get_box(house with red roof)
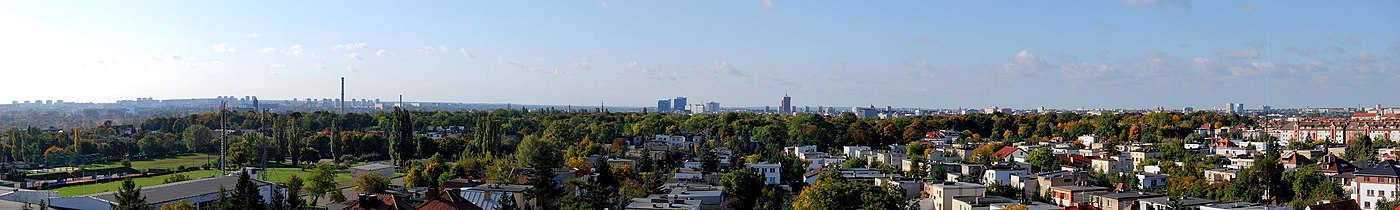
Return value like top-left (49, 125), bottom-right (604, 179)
top-left (994, 146), bottom-right (1029, 163)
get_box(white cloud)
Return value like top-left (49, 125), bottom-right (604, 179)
top-left (438, 45), bottom-right (447, 52)
top-left (706, 60), bottom-right (744, 77)
top-left (570, 57), bottom-right (590, 69)
top-left (761, 0), bottom-right (774, 9)
top-left (270, 64), bottom-right (287, 69)
top-left (333, 43), bottom-right (369, 51)
top-left (260, 45), bottom-right (306, 57)
top-left (210, 61), bottom-right (226, 65)
top-left (1000, 50), bottom-right (1048, 76)
top-left (313, 64), bottom-right (327, 70)
top-left (375, 50), bottom-right (393, 57)
top-left (345, 53), bottom-right (362, 60)
top-left (243, 33), bottom-right (261, 38)
top-left (150, 53), bottom-right (191, 61)
top-left (626, 61), bottom-right (676, 80)
top-left (1219, 49), bottom-right (1259, 59)
top-left (346, 64), bottom-right (358, 72)
top-left (212, 43), bottom-right (236, 53)
top-left (458, 48), bottom-right (475, 59)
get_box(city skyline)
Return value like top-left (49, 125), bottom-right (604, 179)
top-left (1, 1), bottom-right (1398, 109)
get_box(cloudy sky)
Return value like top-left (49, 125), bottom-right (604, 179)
top-left (1, 1), bottom-right (1397, 109)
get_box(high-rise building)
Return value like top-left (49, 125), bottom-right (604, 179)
top-left (672, 97), bottom-right (687, 112)
top-left (1227, 103), bottom-right (1236, 114)
top-left (1237, 103), bottom-right (1246, 113)
top-left (780, 95), bottom-right (792, 114)
top-left (707, 102), bottom-right (721, 112)
top-left (657, 99), bottom-right (672, 112)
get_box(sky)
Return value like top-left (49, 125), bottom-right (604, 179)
top-left (0, 1), bottom-right (1397, 109)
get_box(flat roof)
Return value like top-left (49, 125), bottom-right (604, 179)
top-left (91, 175), bottom-right (272, 204)
top-left (1050, 186), bottom-right (1110, 192)
top-left (1092, 191), bottom-right (1163, 199)
top-left (953, 196), bottom-right (1016, 206)
top-left (1143, 197), bottom-right (1219, 206)
top-left (928, 182), bottom-right (985, 189)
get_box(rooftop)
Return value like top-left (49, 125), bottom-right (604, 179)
top-left (91, 175), bottom-right (271, 204)
top-left (1091, 191), bottom-right (1163, 200)
top-left (1142, 197), bottom-right (1219, 206)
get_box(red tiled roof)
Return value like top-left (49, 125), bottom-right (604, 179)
top-left (418, 190), bottom-right (484, 210)
top-left (994, 146), bottom-right (1019, 158)
top-left (343, 194), bottom-right (416, 210)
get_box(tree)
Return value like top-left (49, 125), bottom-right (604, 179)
top-left (268, 186), bottom-right (287, 210)
top-left (720, 168), bottom-right (764, 209)
top-left (114, 179), bottom-right (153, 210)
top-left (523, 135), bottom-right (564, 209)
top-left (755, 185), bottom-right (791, 210)
top-left (182, 125), bottom-right (212, 152)
top-left (158, 200), bottom-right (194, 210)
top-left (355, 173), bottom-right (390, 194)
top-left (792, 171), bottom-right (908, 210)
top-left (284, 175), bottom-right (305, 209)
top-left (1026, 147), bottom-right (1061, 173)
top-left (212, 187), bottom-right (231, 210)
top-left (1380, 199), bottom-right (1400, 210)
top-left (231, 170), bottom-right (265, 209)
top-left (163, 173), bottom-right (192, 184)
top-left (700, 144), bottom-right (720, 173)
top-left (929, 163), bottom-right (947, 182)
top-left (388, 107), bottom-right (414, 166)
top-left (498, 192), bottom-right (520, 210)
top-left (1344, 135), bottom-right (1377, 163)
top-left (969, 143), bottom-right (1005, 165)
top-left (307, 163), bottom-right (338, 205)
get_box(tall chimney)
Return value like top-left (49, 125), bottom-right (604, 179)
top-left (340, 77), bottom-right (345, 113)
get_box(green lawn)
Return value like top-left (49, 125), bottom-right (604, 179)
top-left (53, 170), bottom-right (221, 197)
top-left (122, 153), bottom-right (221, 170)
top-left (258, 167), bottom-right (352, 184)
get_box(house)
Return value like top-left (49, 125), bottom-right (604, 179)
top-left (748, 162), bottom-right (782, 185)
top-left (982, 165), bottom-right (1030, 186)
top-left (1204, 168), bottom-right (1239, 183)
top-left (784, 145), bottom-right (818, 156)
top-left (1128, 151), bottom-right (1162, 168)
top-left (993, 146), bottom-right (1028, 163)
top-left (990, 202), bottom-right (1061, 210)
top-left (1091, 156), bottom-right (1133, 174)
top-left (1087, 191), bottom-right (1163, 210)
top-left (674, 168), bottom-right (704, 182)
top-left (1352, 164), bottom-right (1400, 210)
top-left (1048, 186), bottom-right (1110, 206)
top-left (1024, 171), bottom-right (1091, 196)
top-left (659, 183), bottom-right (724, 205)
top-left (876, 177), bottom-right (924, 198)
top-left (1280, 151), bottom-right (1315, 170)
top-left (458, 184), bottom-right (532, 210)
top-left (951, 196), bottom-right (1016, 210)
top-left (343, 193), bottom-right (416, 210)
top-left (1319, 154), bottom-right (1359, 176)
top-left (1135, 173), bottom-right (1168, 190)
top-left (626, 194), bottom-right (702, 210)
top-left (1057, 154), bottom-right (1094, 169)
top-left (844, 146), bottom-right (874, 158)
top-left (1199, 202), bottom-right (1290, 210)
top-left (48, 175), bottom-right (277, 210)
top-left (351, 163), bottom-right (396, 180)
top-left (926, 182), bottom-right (987, 210)
top-left (1139, 197), bottom-right (1218, 210)
top-left (1306, 199), bottom-right (1361, 210)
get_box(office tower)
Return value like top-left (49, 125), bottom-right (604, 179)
top-left (780, 95), bottom-right (792, 114)
top-left (673, 97), bottom-right (687, 112)
top-left (658, 99), bottom-right (672, 112)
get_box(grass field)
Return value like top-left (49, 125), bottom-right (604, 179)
top-left (114, 153), bottom-right (221, 170)
top-left (258, 167), bottom-right (353, 184)
top-left (53, 170), bottom-right (221, 197)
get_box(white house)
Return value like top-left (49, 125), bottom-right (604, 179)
top-left (749, 162), bottom-right (782, 185)
top-left (844, 146), bottom-right (874, 159)
top-left (982, 167), bottom-right (1030, 186)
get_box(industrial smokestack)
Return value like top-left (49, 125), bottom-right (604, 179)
top-left (340, 77), bottom-right (345, 113)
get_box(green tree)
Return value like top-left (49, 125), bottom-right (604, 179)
top-left (929, 163), bottom-right (947, 182)
top-left (498, 192), bottom-right (520, 210)
top-left (523, 135), bottom-right (564, 209)
top-left (1026, 147), bottom-right (1060, 173)
top-left (354, 173), bottom-right (390, 194)
top-left (158, 200), bottom-right (194, 210)
top-left (182, 125), bottom-right (212, 152)
top-left (720, 168), bottom-right (764, 209)
top-left (231, 170), bottom-right (265, 209)
top-left (114, 179), bottom-right (153, 210)
top-left (163, 173), bottom-right (192, 184)
top-left (284, 175), bottom-right (305, 209)
top-left (306, 163), bottom-right (338, 205)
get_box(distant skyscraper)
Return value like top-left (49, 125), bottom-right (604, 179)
top-left (707, 102), bottom-right (720, 112)
top-left (780, 95), bottom-right (792, 114)
top-left (657, 99), bottom-right (672, 112)
top-left (1226, 103), bottom-right (1236, 114)
top-left (672, 97), bottom-right (687, 112)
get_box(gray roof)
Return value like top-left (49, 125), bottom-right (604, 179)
top-left (350, 163), bottom-right (394, 171)
top-left (1092, 191), bottom-right (1163, 200)
top-left (952, 196), bottom-right (1016, 206)
top-left (1202, 202), bottom-right (1267, 209)
top-left (1143, 197), bottom-right (1219, 206)
top-left (1051, 186), bottom-right (1110, 192)
top-left (90, 175), bottom-right (272, 205)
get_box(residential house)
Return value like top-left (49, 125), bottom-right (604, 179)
top-left (926, 182), bottom-right (987, 210)
top-left (1139, 197), bottom-right (1218, 210)
top-left (951, 196), bottom-right (1016, 210)
top-left (459, 184), bottom-right (533, 210)
top-left (1279, 152), bottom-right (1314, 171)
top-left (1204, 168), bottom-right (1239, 183)
top-left (1128, 151), bottom-right (1162, 169)
top-left (982, 165), bottom-right (1030, 186)
top-left (845, 146), bottom-right (874, 158)
top-left (1352, 164), bottom-right (1400, 210)
top-left (1199, 202), bottom-right (1290, 210)
top-left (749, 162), bottom-right (782, 185)
top-left (626, 194), bottom-right (703, 210)
top-left (1048, 186), bottom-right (1110, 206)
top-left (1087, 191), bottom-right (1163, 210)
top-left (1091, 155), bottom-right (1133, 174)
top-left (994, 146), bottom-right (1029, 163)
top-left (417, 189), bottom-right (485, 210)
top-left (1135, 173), bottom-right (1168, 190)
top-left (1305, 199), bottom-right (1361, 210)
top-left (343, 194), bottom-right (416, 210)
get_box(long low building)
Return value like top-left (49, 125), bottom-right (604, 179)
top-left (48, 174), bottom-right (277, 210)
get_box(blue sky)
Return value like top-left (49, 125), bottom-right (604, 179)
top-left (1, 0), bottom-right (1397, 109)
